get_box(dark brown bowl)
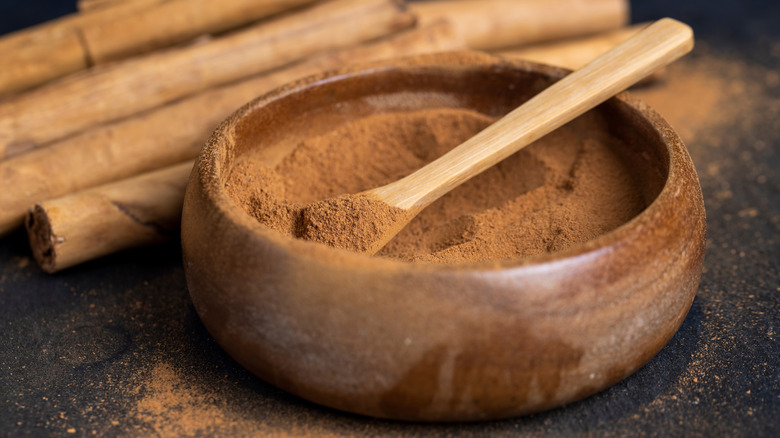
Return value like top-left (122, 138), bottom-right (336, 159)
top-left (181, 51), bottom-right (706, 422)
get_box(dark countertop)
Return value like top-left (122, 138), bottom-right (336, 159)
top-left (1, 1), bottom-right (778, 436)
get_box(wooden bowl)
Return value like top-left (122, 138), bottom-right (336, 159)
top-left (182, 51), bottom-right (706, 422)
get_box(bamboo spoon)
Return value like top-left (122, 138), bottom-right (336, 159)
top-left (298, 18), bottom-right (694, 254)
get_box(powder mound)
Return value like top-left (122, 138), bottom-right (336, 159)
top-left (298, 194), bottom-right (408, 253)
top-left (227, 107), bottom-right (647, 263)
top-left (225, 161), bottom-right (298, 235)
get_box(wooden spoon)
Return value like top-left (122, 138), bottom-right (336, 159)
top-left (298, 18), bottom-right (694, 254)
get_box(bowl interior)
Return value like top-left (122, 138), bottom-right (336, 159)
top-left (221, 54), bottom-right (671, 265)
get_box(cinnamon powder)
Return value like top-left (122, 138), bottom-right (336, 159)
top-left (226, 107), bottom-right (646, 263)
top-left (299, 194), bottom-right (411, 253)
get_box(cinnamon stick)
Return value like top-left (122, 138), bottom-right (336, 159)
top-left (83, 0), bottom-right (324, 63)
top-left (1, 0), bottom-right (322, 95)
top-left (26, 162), bottom-right (193, 273)
top-left (499, 24), bottom-right (654, 71)
top-left (77, 0), bottom-right (164, 13)
top-left (0, 0), bottom-right (414, 158)
top-left (410, 0), bottom-right (629, 50)
top-left (0, 33), bottom-right (87, 99)
top-left (0, 0), bottom-right (167, 96)
top-left (0, 22), bottom-right (459, 236)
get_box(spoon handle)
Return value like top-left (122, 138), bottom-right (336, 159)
top-left (370, 18), bottom-right (694, 211)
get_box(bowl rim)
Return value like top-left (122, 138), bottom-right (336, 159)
top-left (194, 50), bottom-right (696, 276)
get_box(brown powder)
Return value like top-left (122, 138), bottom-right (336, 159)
top-left (132, 363), bottom-right (235, 436)
top-left (299, 194), bottom-right (411, 254)
top-left (127, 361), bottom-right (272, 437)
top-left (226, 106), bottom-right (645, 263)
top-left (630, 49), bottom-right (758, 148)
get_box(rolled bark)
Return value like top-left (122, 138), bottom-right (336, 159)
top-left (77, 0), bottom-right (165, 13)
top-left (83, 0), bottom-right (323, 63)
top-left (0, 22), bottom-right (459, 236)
top-left (0, 0), bottom-right (415, 158)
top-left (26, 162), bottom-right (193, 273)
top-left (0, 89), bottom-right (229, 235)
top-left (0, 0), bottom-right (166, 96)
top-left (1, 0), bottom-right (322, 95)
top-left (499, 24), bottom-right (651, 70)
top-left (410, 0), bottom-right (629, 50)
top-left (0, 33), bottom-right (87, 100)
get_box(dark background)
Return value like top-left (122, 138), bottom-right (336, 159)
top-left (1, 1), bottom-right (778, 436)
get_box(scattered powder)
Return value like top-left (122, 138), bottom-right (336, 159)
top-left (130, 362), bottom-right (256, 436)
top-left (632, 66), bottom-right (727, 143)
top-left (227, 107), bottom-right (646, 263)
top-left (631, 50), bottom-right (757, 147)
top-left (630, 49), bottom-right (766, 217)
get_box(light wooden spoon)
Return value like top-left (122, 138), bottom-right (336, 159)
top-left (298, 18), bottom-right (694, 254)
